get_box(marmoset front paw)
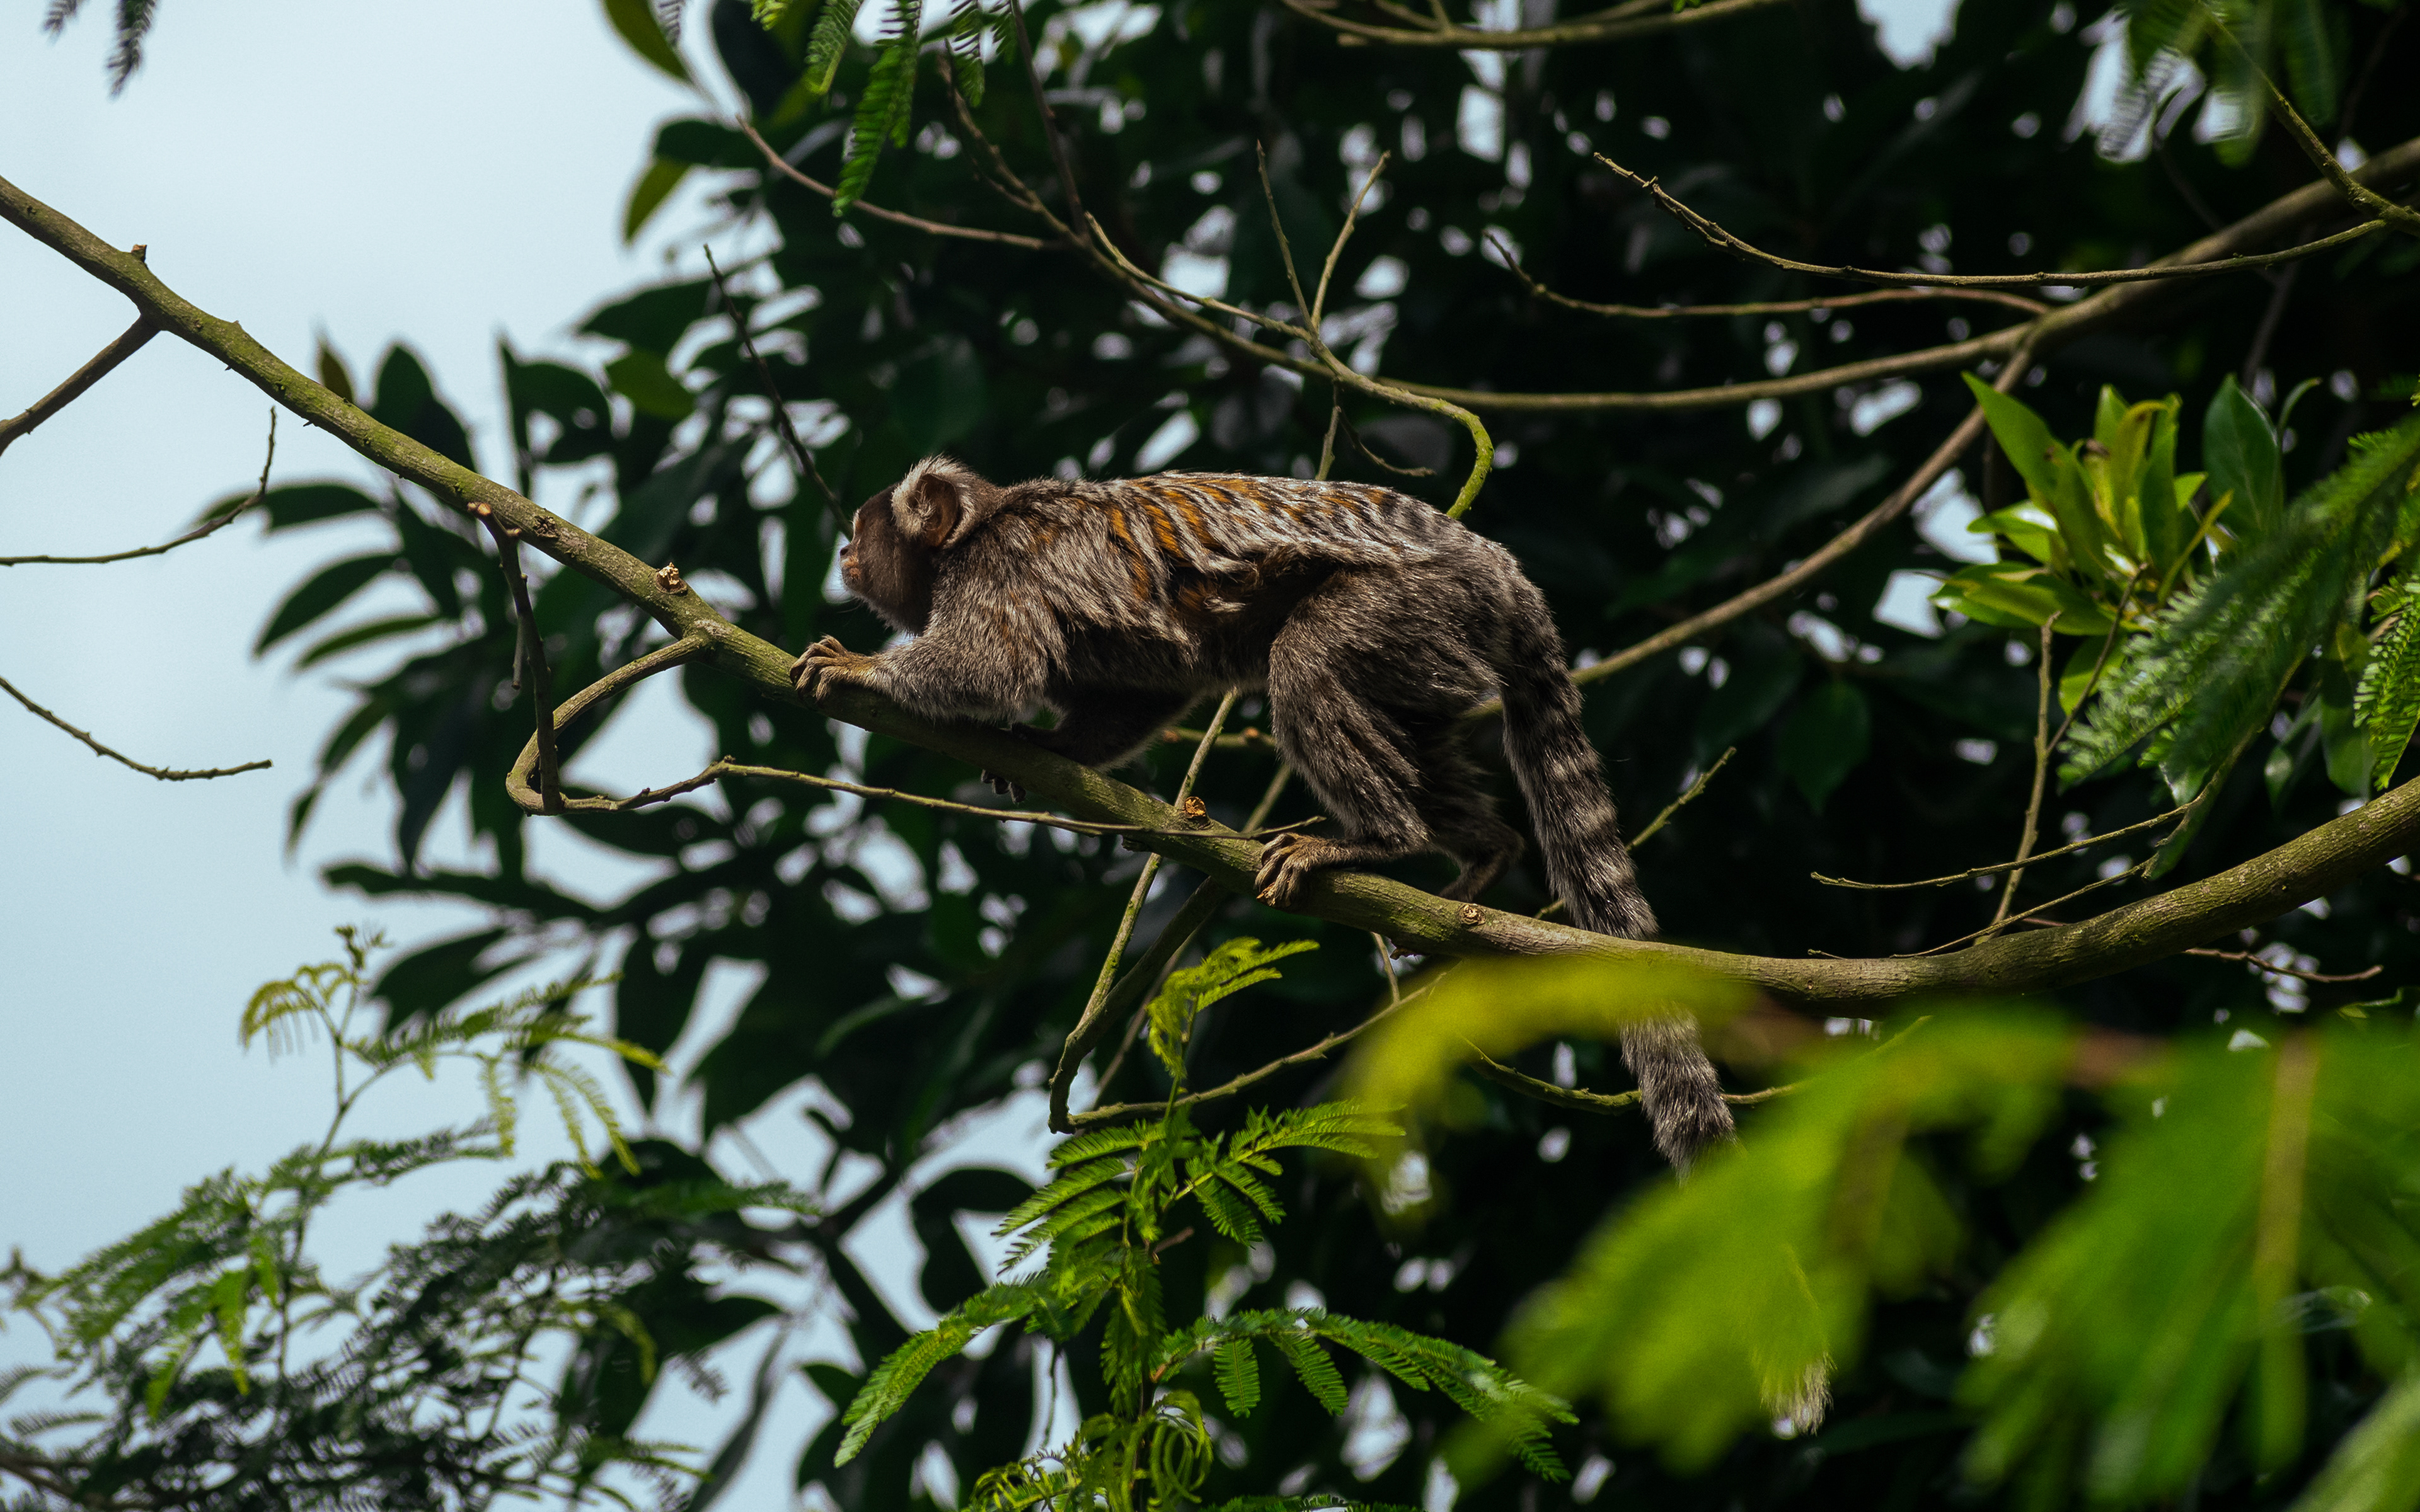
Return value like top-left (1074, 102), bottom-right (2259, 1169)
top-left (791, 635), bottom-right (878, 701)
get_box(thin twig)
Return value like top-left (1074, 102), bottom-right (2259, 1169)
top-left (702, 245), bottom-right (846, 532)
top-left (1071, 978), bottom-right (1439, 1128)
top-left (0, 316), bottom-right (158, 457)
top-left (1462, 1040), bottom-right (1788, 1114)
top-left (1814, 799), bottom-right (2201, 890)
top-left (1901, 856), bottom-right (2158, 958)
top-left (1317, 399), bottom-right (1342, 481)
top-left (2184, 947), bottom-right (2382, 984)
top-left (3, 408), bottom-right (275, 566)
top-left (1, 672), bottom-right (270, 781)
top-left (1006, 0), bottom-right (1086, 227)
top-left (2241, 262), bottom-right (2300, 388)
top-left (2247, 53), bottom-right (2420, 237)
top-left (471, 502), bottom-right (561, 813)
top-left (1988, 620), bottom-right (2059, 934)
top-left (1253, 145), bottom-right (1494, 517)
top-left (1337, 409), bottom-right (1438, 477)
top-left (1489, 233), bottom-right (2051, 319)
top-left (1052, 692), bottom-right (1238, 1129)
top-left (1312, 153), bottom-right (1391, 330)
top-left (1273, 0), bottom-right (1790, 49)
top-left (735, 116), bottom-right (1051, 249)
top-left (619, 753), bottom-right (1317, 839)
top-left (1601, 152), bottom-right (2402, 289)
top-left (1633, 747), bottom-right (1734, 847)
top-left (1459, 341), bottom-right (2036, 722)
top-left (506, 635), bottom-right (714, 814)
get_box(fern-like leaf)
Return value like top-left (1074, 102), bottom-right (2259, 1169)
top-left (802, 0), bottom-right (864, 93)
top-left (1214, 1337), bottom-right (1262, 1416)
top-left (945, 0), bottom-right (988, 106)
top-left (833, 3), bottom-right (921, 214)
top-left (838, 1281), bottom-right (1044, 1463)
top-left (2356, 561), bottom-right (2420, 789)
top-left (2065, 413), bottom-right (2420, 797)
top-left (1230, 1101), bottom-right (1402, 1163)
top-left (1272, 1327), bottom-right (1349, 1414)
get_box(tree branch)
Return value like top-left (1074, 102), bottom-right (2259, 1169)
top-left (13, 173), bottom-right (2420, 1009)
top-left (1601, 151), bottom-right (2406, 289)
top-left (1, 670), bottom-right (270, 781)
top-left (1489, 232), bottom-right (2052, 319)
top-left (734, 115), bottom-right (1051, 249)
top-left (0, 312), bottom-right (156, 458)
top-left (2, 406), bottom-right (274, 566)
top-left (1274, 0), bottom-right (1792, 50)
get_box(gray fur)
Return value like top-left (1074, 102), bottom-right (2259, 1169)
top-left (795, 457), bottom-right (1736, 1169)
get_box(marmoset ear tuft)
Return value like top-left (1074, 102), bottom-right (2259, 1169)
top-left (894, 455), bottom-right (1005, 549)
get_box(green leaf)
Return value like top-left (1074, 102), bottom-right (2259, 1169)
top-left (803, 0), bottom-right (865, 93)
top-left (622, 158), bottom-right (692, 244)
top-left (1214, 1337), bottom-right (1262, 1417)
top-left (293, 614), bottom-right (442, 671)
top-left (1144, 937), bottom-right (1317, 1080)
top-left (2065, 414), bottom-right (2420, 797)
top-left (2288, 1370), bottom-right (2420, 1512)
top-left (1272, 1327), bottom-right (1349, 1414)
top-left (2205, 375), bottom-right (2286, 546)
top-left (2355, 563), bottom-right (2420, 789)
top-left (1932, 562), bottom-right (2114, 636)
top-left (1963, 374), bottom-right (2117, 588)
top-left (599, 0), bottom-right (693, 81)
top-left (606, 350), bottom-right (697, 421)
top-left (254, 554), bottom-right (393, 655)
top-left (834, 11), bottom-right (922, 214)
top-left (1776, 681), bottom-right (1871, 811)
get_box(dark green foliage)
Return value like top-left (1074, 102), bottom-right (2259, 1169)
top-left (120, 0), bottom-right (2420, 1506)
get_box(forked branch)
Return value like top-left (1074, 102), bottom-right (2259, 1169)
top-left (0, 312), bottom-right (156, 458)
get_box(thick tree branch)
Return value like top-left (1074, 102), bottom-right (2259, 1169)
top-left (0, 312), bottom-right (156, 458)
top-left (11, 173), bottom-right (2418, 1009)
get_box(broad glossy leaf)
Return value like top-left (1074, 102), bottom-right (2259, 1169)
top-left (2204, 375), bottom-right (2285, 546)
top-left (599, 0), bottom-right (693, 81)
top-left (254, 553), bottom-right (393, 654)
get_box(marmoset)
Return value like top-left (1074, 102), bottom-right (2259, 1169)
top-left (792, 456), bottom-right (1734, 1168)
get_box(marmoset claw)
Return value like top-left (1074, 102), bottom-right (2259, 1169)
top-left (1253, 832), bottom-right (1327, 908)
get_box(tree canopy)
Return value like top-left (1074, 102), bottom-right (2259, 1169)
top-left (7, 0), bottom-right (2420, 1508)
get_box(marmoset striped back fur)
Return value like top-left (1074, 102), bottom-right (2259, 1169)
top-left (794, 455), bottom-right (1736, 1169)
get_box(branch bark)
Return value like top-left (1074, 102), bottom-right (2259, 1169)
top-left (11, 171), bottom-right (2417, 1008)
top-left (0, 314), bottom-right (157, 457)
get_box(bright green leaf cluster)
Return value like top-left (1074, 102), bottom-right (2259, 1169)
top-left (834, 949), bottom-right (1565, 1509)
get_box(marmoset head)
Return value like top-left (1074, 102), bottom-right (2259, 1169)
top-left (837, 456), bottom-right (1003, 634)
